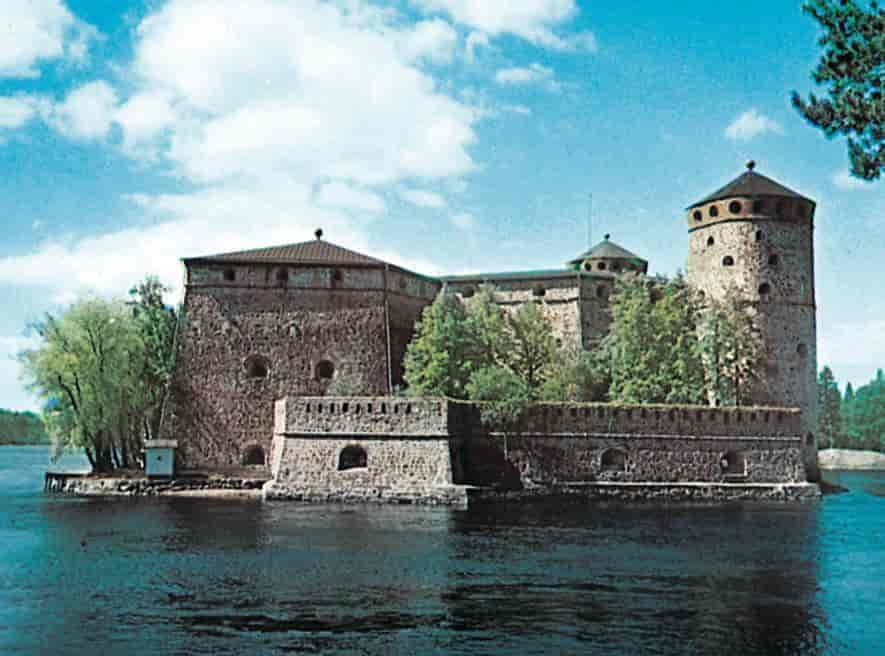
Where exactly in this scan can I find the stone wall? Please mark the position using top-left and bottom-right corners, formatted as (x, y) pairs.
(264, 397), (808, 504)
(160, 263), (435, 471)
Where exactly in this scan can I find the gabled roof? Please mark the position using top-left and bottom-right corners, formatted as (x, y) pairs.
(688, 165), (812, 209)
(567, 235), (647, 266)
(184, 238), (388, 267)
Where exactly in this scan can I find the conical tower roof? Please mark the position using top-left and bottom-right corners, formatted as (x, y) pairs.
(567, 234), (647, 268)
(688, 161), (812, 209)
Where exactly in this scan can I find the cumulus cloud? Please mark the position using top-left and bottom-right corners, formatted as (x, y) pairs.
(398, 19), (458, 65)
(411, 0), (595, 51)
(316, 181), (386, 213)
(397, 186), (447, 208)
(495, 63), (559, 91)
(0, 0), (97, 78)
(47, 81), (119, 140)
(0, 95), (42, 129)
(724, 108), (783, 141)
(450, 211), (477, 231)
(832, 169), (874, 191)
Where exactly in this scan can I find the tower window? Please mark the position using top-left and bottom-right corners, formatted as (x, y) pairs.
(316, 360), (335, 381)
(720, 451), (747, 477)
(693, 210), (703, 223)
(768, 254), (779, 266)
(223, 268), (236, 282)
(707, 236), (715, 247)
(532, 284), (546, 297)
(722, 256), (735, 267)
(755, 230), (764, 242)
(728, 200), (742, 214)
(276, 268), (288, 283)
(332, 269), (343, 284)
(584, 261), (593, 271)
(797, 343), (807, 358)
(244, 355), (270, 379)
(338, 445), (367, 471)
(243, 445), (266, 466)
(758, 283), (771, 296)
(752, 199), (765, 214)
(596, 285), (607, 299)
(598, 262), (607, 271)
(709, 205), (719, 218)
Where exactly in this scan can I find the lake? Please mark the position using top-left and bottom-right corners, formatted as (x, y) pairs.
(0, 445), (882, 655)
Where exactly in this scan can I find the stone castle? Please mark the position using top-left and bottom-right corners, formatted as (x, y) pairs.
(158, 164), (820, 503)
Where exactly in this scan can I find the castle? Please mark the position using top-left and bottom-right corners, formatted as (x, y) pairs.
(158, 163), (820, 503)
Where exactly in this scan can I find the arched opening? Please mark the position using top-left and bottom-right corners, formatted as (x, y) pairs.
(708, 205), (719, 218)
(243, 445), (265, 466)
(338, 445), (367, 471)
(598, 262), (607, 271)
(707, 236), (715, 247)
(758, 282), (771, 297)
(722, 256), (735, 267)
(728, 200), (742, 214)
(720, 451), (747, 477)
(276, 268), (289, 283)
(316, 360), (335, 381)
(601, 448), (627, 472)
(693, 210), (703, 223)
(584, 261), (593, 271)
(223, 268), (236, 282)
(244, 355), (270, 379)
(532, 284), (546, 297)
(768, 253), (779, 266)
(332, 269), (343, 283)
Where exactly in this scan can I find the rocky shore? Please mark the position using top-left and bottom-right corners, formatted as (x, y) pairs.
(818, 449), (885, 470)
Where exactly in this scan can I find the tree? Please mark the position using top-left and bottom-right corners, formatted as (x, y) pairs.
(466, 365), (530, 428)
(403, 292), (474, 398)
(791, 0), (885, 180)
(842, 381), (858, 448)
(698, 288), (764, 406)
(539, 348), (610, 403)
(817, 366), (842, 448)
(506, 302), (558, 398)
(128, 277), (177, 443)
(604, 275), (707, 405)
(18, 278), (178, 473)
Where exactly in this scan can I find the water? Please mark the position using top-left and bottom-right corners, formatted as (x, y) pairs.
(0, 446), (882, 655)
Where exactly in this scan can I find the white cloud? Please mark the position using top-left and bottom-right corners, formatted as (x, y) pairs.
(397, 186), (447, 208)
(47, 81), (118, 140)
(724, 108), (783, 141)
(316, 181), (385, 213)
(399, 19), (458, 65)
(503, 104), (532, 116)
(832, 169), (874, 192)
(411, 0), (594, 51)
(0, 95), (41, 129)
(0, 0), (97, 78)
(114, 91), (176, 155)
(450, 211), (477, 231)
(495, 63), (559, 91)
(465, 31), (491, 62)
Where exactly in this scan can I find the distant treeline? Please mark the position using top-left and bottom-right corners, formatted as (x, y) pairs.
(818, 367), (885, 453)
(0, 408), (49, 445)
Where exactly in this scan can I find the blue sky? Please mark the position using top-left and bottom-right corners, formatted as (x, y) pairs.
(0, 0), (882, 410)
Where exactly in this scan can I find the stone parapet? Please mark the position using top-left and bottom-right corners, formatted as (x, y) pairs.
(274, 396), (451, 436)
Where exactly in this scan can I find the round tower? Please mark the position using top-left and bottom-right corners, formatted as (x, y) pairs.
(685, 161), (819, 481)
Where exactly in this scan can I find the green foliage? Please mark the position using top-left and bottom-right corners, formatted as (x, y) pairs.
(817, 366), (842, 448)
(539, 348), (609, 403)
(0, 408), (49, 445)
(404, 286), (607, 427)
(792, 0), (885, 180)
(604, 275), (707, 405)
(18, 277), (178, 472)
(466, 365), (530, 428)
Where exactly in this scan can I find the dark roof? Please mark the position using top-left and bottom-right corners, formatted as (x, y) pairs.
(688, 168), (812, 209)
(567, 236), (647, 266)
(185, 238), (388, 267)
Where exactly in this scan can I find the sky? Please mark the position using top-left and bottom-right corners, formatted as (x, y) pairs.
(0, 0), (882, 411)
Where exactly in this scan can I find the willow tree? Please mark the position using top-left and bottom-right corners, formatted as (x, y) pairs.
(792, 0), (885, 180)
(19, 279), (177, 473)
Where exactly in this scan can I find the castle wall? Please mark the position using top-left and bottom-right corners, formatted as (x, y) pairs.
(686, 198), (818, 478)
(264, 397), (807, 503)
(161, 263), (433, 471)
